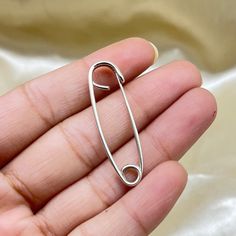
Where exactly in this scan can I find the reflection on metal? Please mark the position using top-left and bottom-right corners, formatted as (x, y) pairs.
(88, 61), (143, 187)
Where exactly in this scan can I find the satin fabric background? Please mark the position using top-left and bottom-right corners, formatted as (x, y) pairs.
(0, 1), (235, 235)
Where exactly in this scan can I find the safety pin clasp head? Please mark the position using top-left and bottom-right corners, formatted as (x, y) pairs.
(90, 61), (125, 91)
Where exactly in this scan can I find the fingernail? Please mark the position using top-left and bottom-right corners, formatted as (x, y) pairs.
(148, 41), (159, 64)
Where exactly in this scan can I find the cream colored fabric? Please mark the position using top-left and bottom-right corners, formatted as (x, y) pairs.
(0, 1), (235, 235)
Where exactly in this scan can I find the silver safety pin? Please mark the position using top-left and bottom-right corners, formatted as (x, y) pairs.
(88, 61), (144, 187)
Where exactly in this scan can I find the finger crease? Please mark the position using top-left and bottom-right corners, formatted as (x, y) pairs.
(90, 169), (120, 206)
(21, 83), (55, 127)
(4, 170), (40, 210)
(34, 215), (56, 236)
(120, 198), (148, 235)
(145, 127), (172, 162)
(76, 126), (102, 168)
(58, 123), (95, 170)
(86, 175), (110, 209)
(126, 86), (151, 128)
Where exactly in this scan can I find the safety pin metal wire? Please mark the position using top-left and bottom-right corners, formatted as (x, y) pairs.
(88, 61), (143, 187)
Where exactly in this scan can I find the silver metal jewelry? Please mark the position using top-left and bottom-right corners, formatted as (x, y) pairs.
(88, 61), (143, 187)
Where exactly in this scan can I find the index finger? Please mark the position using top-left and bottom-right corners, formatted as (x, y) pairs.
(0, 38), (156, 167)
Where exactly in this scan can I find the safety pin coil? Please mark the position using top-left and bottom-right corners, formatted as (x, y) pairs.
(88, 61), (143, 187)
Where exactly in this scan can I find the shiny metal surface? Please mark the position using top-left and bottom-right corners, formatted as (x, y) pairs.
(88, 61), (143, 187)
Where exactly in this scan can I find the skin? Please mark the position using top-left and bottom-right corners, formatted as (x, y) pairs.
(0, 38), (217, 236)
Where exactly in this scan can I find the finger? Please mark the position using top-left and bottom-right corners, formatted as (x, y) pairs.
(0, 37), (155, 166)
(33, 87), (216, 236)
(69, 161), (187, 236)
(2, 61), (201, 211)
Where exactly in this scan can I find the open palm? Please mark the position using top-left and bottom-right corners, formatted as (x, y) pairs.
(0, 38), (216, 236)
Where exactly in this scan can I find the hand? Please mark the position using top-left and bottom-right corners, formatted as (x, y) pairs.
(0, 38), (216, 236)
